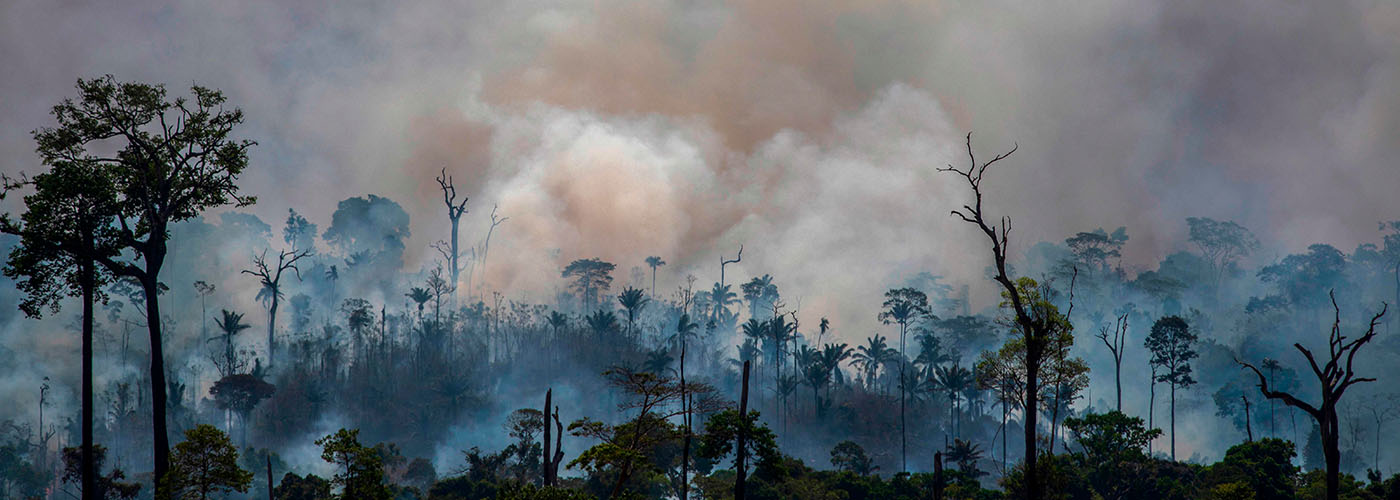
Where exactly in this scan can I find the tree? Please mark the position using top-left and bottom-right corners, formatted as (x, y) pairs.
(936, 364), (975, 439)
(1096, 310), (1130, 412)
(852, 334), (896, 392)
(1186, 217), (1259, 290)
(433, 167), (469, 303)
(59, 445), (140, 500)
(1064, 227), (1128, 275)
(1239, 291), (1387, 500)
(211, 309), (252, 377)
(941, 132), (1067, 499)
(1145, 315), (1198, 460)
(242, 247), (311, 360)
(645, 256), (666, 297)
(945, 439), (986, 478)
(617, 287), (649, 339)
(406, 287), (431, 328)
(2, 156), (122, 500)
(829, 441), (877, 476)
(209, 374), (275, 447)
(274, 473), (331, 500)
(741, 275), (780, 320)
(164, 425), (252, 500)
(879, 287), (931, 472)
(569, 367), (726, 498)
(317, 429), (390, 500)
(1062, 411), (1163, 500)
(25, 76), (257, 486)
(562, 258), (616, 311)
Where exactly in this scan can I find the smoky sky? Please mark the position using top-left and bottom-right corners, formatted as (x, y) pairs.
(2, 0), (1400, 463)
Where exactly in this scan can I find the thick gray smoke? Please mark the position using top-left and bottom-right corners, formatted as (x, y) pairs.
(3, 0), (1400, 476)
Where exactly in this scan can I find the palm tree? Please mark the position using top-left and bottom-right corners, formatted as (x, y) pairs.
(585, 310), (620, 341)
(853, 335), (893, 392)
(406, 287), (432, 328)
(211, 310), (252, 377)
(644, 256), (665, 297)
(936, 364), (975, 439)
(547, 311), (569, 364)
(945, 439), (986, 478)
(617, 287), (649, 339)
(704, 282), (738, 323)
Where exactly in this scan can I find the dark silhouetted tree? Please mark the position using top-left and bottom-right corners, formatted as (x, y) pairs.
(563, 258), (616, 311)
(645, 256), (666, 297)
(1240, 291), (1387, 500)
(164, 425), (252, 500)
(1145, 315), (1198, 460)
(880, 287), (931, 472)
(242, 247), (310, 360)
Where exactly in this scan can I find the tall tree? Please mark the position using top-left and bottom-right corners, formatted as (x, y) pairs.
(24, 76), (257, 486)
(645, 256), (666, 297)
(741, 275), (779, 320)
(1239, 291), (1387, 500)
(1186, 217), (1259, 291)
(2, 157), (121, 500)
(941, 131), (1073, 500)
(879, 287), (931, 472)
(1095, 311), (1130, 412)
(242, 247), (310, 361)
(211, 310), (252, 377)
(617, 286), (649, 339)
(1145, 315), (1198, 460)
(433, 168), (469, 303)
(562, 258), (616, 311)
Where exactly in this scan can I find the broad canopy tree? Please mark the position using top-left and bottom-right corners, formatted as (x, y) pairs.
(7, 75), (256, 493)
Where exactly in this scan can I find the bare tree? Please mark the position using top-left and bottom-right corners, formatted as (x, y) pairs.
(720, 245), (743, 286)
(1239, 291), (1387, 500)
(434, 167), (469, 304)
(938, 132), (1058, 499)
(1096, 311), (1129, 412)
(474, 205), (508, 300)
(242, 248), (311, 360)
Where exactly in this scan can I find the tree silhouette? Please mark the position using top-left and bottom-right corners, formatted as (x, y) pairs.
(163, 425), (252, 500)
(406, 287), (432, 329)
(563, 258), (616, 311)
(211, 310), (252, 377)
(2, 157), (122, 500)
(644, 256), (666, 297)
(1239, 291), (1387, 500)
(1145, 315), (1198, 460)
(880, 287), (931, 472)
(941, 132), (1076, 500)
(25, 76), (257, 485)
(617, 286), (650, 339)
(1186, 217), (1259, 291)
(433, 167), (469, 304)
(1095, 310), (1130, 412)
(242, 247), (311, 360)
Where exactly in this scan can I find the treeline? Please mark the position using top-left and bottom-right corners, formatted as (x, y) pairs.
(4, 78), (1400, 500)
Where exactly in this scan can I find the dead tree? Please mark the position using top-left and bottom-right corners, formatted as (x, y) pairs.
(1239, 291), (1387, 500)
(939, 133), (1048, 499)
(720, 245), (742, 286)
(1096, 312), (1129, 412)
(434, 168), (469, 304)
(474, 205), (508, 300)
(543, 389), (566, 486)
(1242, 394), (1253, 442)
(242, 248), (311, 360)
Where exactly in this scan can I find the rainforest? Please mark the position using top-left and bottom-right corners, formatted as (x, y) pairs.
(3, 2), (1400, 500)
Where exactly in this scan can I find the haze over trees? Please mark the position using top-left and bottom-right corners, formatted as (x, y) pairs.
(5, 72), (1400, 500)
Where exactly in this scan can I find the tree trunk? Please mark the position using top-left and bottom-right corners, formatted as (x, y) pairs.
(81, 249), (95, 500)
(143, 269), (171, 494)
(1324, 411), (1341, 500)
(543, 389), (553, 486)
(1148, 377), (1156, 455)
(1025, 357), (1040, 500)
(933, 451), (944, 500)
(267, 455), (273, 500)
(267, 294), (279, 361)
(1114, 361), (1122, 412)
(1170, 383), (1177, 460)
(680, 341), (690, 500)
(736, 361), (749, 500)
(900, 323), (907, 472)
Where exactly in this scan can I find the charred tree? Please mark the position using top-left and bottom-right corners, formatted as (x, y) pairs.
(242, 248), (310, 361)
(1240, 291), (1387, 500)
(434, 168), (469, 304)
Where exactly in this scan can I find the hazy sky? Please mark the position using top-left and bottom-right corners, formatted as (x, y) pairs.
(3, 0), (1400, 340)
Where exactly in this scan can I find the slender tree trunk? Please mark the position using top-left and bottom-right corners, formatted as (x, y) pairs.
(1170, 382), (1177, 460)
(736, 361), (749, 500)
(1324, 412), (1341, 500)
(1148, 375), (1157, 455)
(267, 294), (279, 361)
(899, 323), (907, 473)
(680, 340), (690, 500)
(80, 249), (95, 500)
(267, 455), (273, 500)
(1114, 361), (1122, 412)
(933, 451), (944, 500)
(1025, 356), (1041, 500)
(543, 389), (552, 486)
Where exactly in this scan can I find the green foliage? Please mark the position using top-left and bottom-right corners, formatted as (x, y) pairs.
(317, 428), (391, 500)
(696, 409), (782, 477)
(59, 445), (138, 500)
(275, 472), (332, 500)
(1201, 438), (1298, 500)
(164, 424), (252, 499)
